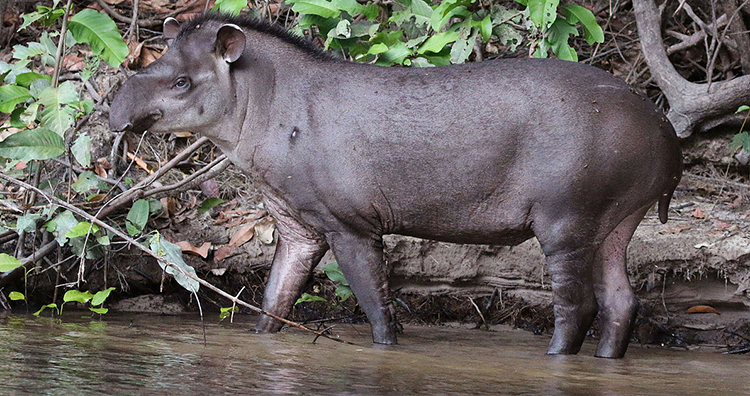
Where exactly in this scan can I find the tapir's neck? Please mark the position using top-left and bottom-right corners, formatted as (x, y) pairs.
(205, 30), (334, 174)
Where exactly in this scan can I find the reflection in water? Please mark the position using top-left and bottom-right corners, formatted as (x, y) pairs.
(0, 313), (747, 395)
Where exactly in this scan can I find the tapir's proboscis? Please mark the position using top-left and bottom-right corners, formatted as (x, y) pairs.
(110, 13), (682, 358)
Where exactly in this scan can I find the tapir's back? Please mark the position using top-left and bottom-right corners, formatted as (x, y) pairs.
(292, 58), (681, 244)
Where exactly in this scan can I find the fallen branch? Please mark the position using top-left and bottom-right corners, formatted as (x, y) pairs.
(633, 0), (750, 137)
(96, 136), (211, 219)
(0, 172), (356, 346)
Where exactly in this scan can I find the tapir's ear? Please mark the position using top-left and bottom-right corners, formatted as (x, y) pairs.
(163, 17), (181, 43)
(216, 24), (246, 63)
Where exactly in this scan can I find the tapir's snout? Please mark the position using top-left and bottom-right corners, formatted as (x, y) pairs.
(109, 84), (163, 133)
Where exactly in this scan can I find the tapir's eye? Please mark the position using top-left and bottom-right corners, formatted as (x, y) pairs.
(173, 77), (190, 89)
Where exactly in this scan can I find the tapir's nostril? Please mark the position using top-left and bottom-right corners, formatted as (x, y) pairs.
(148, 110), (163, 121)
(112, 121), (132, 132)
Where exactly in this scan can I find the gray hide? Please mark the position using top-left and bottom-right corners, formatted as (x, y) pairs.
(109, 14), (683, 358)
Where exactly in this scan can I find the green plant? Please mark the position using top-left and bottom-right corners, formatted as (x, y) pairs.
(516, 0), (604, 61)
(732, 105), (750, 152)
(32, 287), (116, 316)
(293, 262), (353, 306)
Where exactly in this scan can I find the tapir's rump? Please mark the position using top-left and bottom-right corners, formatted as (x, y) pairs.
(110, 13), (683, 358)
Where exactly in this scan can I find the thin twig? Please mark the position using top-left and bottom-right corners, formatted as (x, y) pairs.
(0, 172), (356, 346)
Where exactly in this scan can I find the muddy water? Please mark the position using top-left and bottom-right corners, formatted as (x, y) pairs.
(0, 313), (746, 395)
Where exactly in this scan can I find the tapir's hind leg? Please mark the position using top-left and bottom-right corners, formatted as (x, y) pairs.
(255, 235), (328, 333)
(592, 206), (649, 358)
(543, 247), (599, 355)
(327, 232), (397, 345)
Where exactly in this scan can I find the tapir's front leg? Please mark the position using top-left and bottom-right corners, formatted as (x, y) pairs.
(327, 232), (397, 345)
(255, 234), (328, 333)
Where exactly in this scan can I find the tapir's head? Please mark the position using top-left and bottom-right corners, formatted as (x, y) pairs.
(109, 17), (247, 134)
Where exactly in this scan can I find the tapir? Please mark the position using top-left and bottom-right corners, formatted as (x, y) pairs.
(109, 13), (683, 358)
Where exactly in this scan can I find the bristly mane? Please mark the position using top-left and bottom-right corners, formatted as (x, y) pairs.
(177, 12), (330, 59)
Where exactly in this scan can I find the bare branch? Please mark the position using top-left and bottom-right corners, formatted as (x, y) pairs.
(633, 0), (750, 137)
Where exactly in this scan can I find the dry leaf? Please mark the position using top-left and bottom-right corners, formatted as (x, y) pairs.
(14, 161), (27, 170)
(126, 152), (152, 174)
(103, 0), (125, 4)
(139, 46), (162, 67)
(663, 223), (691, 234)
(228, 222), (255, 247)
(62, 54), (85, 71)
(214, 246), (233, 263)
(210, 268), (227, 276)
(254, 217), (276, 244)
(691, 207), (705, 219)
(87, 194), (107, 203)
(176, 241), (211, 258)
(160, 197), (178, 217)
(686, 305), (720, 315)
(94, 165), (108, 178)
(172, 132), (193, 138)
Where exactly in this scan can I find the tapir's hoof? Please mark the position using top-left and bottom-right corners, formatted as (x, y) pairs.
(594, 346), (627, 359)
(255, 315), (283, 333)
(546, 346), (582, 355)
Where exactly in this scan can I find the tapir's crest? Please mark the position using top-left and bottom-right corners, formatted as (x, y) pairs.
(110, 13), (683, 359)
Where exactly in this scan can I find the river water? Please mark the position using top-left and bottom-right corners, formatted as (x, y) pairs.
(0, 313), (746, 395)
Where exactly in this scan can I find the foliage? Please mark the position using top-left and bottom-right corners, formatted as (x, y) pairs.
(219, 306), (239, 321)
(732, 105), (750, 152)
(516, 0), (603, 61)
(149, 232), (200, 293)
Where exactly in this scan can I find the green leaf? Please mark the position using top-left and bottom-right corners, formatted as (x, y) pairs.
(322, 262), (349, 286)
(375, 42), (412, 66)
(198, 197), (224, 215)
(65, 221), (99, 238)
(731, 132), (750, 151)
(0, 253), (22, 272)
(89, 307), (108, 314)
(562, 4), (603, 44)
(367, 43), (389, 55)
(547, 18), (579, 61)
(71, 170), (100, 193)
(16, 213), (42, 233)
(38, 81), (78, 135)
(479, 14), (493, 42)
(8, 291), (25, 301)
(335, 284), (353, 301)
(0, 85), (31, 113)
(213, 0), (248, 15)
(0, 127), (65, 161)
(150, 232), (200, 293)
(295, 292), (328, 305)
(525, 0), (559, 30)
(736, 105), (750, 114)
(431, 0), (471, 31)
(19, 6), (65, 31)
(126, 199), (149, 236)
(63, 289), (94, 304)
(92, 287), (115, 306)
(33, 303), (58, 316)
(68, 9), (129, 67)
(287, 0), (342, 19)
(12, 42), (47, 61)
(418, 31), (460, 54)
(450, 30), (478, 64)
(45, 210), (79, 245)
(14, 72), (51, 88)
(71, 133), (92, 167)
(219, 306), (238, 320)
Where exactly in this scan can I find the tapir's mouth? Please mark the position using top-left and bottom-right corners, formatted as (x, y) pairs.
(111, 110), (162, 134)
